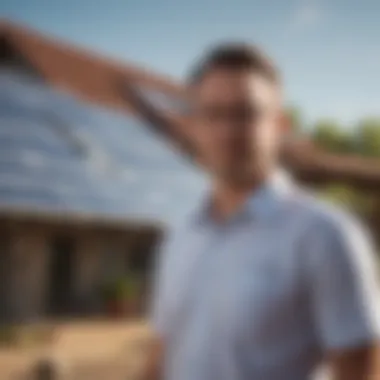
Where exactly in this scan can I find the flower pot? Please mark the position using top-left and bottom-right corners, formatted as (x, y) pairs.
(106, 299), (126, 318)
(125, 298), (140, 317)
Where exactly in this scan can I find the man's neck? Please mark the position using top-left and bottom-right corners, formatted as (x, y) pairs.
(211, 171), (271, 222)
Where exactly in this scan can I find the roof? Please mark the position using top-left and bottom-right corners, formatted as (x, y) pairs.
(0, 203), (163, 232)
(0, 19), (187, 115)
(0, 67), (204, 226)
(1, 19), (380, 193)
(282, 140), (380, 189)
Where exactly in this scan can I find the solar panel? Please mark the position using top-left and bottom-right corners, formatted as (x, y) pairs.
(0, 69), (206, 224)
(69, 106), (193, 171)
(136, 86), (188, 113)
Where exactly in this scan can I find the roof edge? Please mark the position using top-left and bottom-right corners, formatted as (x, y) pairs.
(1, 19), (186, 97)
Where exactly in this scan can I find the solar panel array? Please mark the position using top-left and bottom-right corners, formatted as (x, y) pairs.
(0, 70), (207, 225)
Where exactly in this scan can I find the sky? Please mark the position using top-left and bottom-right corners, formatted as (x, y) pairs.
(1, 0), (380, 127)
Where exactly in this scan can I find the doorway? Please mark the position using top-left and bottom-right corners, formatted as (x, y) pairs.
(46, 236), (76, 316)
(126, 228), (162, 314)
(128, 228), (161, 278)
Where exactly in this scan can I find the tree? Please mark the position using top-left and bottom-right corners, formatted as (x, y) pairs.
(312, 119), (353, 153)
(319, 184), (375, 216)
(354, 118), (380, 157)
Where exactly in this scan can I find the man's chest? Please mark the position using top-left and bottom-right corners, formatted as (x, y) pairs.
(163, 222), (307, 344)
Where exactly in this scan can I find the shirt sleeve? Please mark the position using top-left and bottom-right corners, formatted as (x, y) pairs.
(305, 212), (380, 351)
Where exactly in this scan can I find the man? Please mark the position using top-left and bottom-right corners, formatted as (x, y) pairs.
(119, 44), (380, 380)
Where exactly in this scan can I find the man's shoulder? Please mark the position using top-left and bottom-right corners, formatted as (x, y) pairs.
(289, 185), (370, 244)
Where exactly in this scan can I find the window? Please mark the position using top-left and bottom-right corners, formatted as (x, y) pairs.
(127, 228), (161, 277)
(100, 242), (126, 280)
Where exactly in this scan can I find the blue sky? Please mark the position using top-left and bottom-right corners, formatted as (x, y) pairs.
(2, 0), (379, 127)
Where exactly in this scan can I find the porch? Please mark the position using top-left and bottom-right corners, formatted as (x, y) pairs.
(0, 211), (162, 323)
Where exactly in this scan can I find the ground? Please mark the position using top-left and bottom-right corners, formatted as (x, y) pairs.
(0, 320), (150, 380)
(0, 320), (331, 379)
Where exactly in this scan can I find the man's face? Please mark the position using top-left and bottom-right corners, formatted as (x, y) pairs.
(190, 68), (283, 184)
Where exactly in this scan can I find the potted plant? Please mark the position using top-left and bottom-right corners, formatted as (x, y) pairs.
(123, 275), (143, 317)
(100, 278), (125, 317)
(100, 275), (142, 318)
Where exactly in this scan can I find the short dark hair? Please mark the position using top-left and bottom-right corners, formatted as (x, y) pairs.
(188, 42), (280, 86)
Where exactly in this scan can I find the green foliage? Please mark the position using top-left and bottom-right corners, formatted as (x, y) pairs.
(285, 106), (380, 157)
(312, 119), (353, 153)
(309, 116), (380, 157)
(306, 114), (380, 250)
(100, 275), (141, 301)
(319, 184), (376, 216)
(354, 117), (380, 157)
(319, 185), (354, 206)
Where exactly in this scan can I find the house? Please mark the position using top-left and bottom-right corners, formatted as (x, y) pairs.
(0, 21), (201, 322)
(1, 20), (380, 322)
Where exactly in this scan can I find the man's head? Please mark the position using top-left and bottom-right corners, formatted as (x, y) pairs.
(187, 43), (286, 186)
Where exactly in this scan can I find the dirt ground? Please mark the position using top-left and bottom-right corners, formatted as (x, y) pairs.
(0, 319), (150, 380)
(0, 320), (331, 380)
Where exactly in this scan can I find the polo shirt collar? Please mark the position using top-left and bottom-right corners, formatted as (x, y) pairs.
(192, 169), (294, 226)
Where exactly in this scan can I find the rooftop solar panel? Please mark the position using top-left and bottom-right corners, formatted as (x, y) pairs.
(0, 70), (206, 225)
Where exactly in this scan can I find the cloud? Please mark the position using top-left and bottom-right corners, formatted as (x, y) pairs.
(292, 1), (322, 29)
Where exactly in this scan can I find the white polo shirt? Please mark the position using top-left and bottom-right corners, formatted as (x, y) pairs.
(150, 171), (380, 380)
